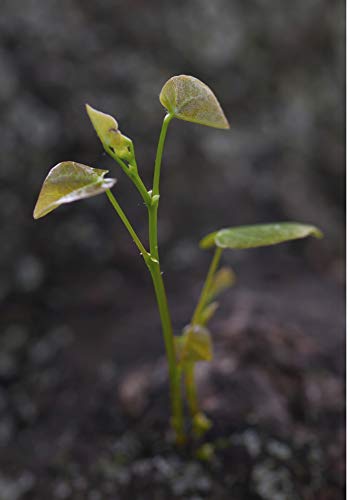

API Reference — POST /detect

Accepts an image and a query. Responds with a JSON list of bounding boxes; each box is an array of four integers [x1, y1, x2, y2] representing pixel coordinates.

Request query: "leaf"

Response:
[[33, 161, 116, 219], [200, 301, 219, 326], [200, 223, 323, 250], [176, 325, 213, 364], [159, 75, 230, 129], [199, 231, 218, 250], [86, 104, 132, 160], [192, 412, 212, 437], [207, 267, 235, 303]]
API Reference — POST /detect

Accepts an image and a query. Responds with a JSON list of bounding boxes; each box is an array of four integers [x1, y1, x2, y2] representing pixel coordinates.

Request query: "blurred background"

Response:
[[0, 0, 345, 499]]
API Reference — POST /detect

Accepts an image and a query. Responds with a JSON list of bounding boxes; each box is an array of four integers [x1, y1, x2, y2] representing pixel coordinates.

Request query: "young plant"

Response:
[[33, 75, 323, 444]]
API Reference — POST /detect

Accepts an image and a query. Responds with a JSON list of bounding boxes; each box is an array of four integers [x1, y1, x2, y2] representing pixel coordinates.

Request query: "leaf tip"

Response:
[[311, 227, 324, 239]]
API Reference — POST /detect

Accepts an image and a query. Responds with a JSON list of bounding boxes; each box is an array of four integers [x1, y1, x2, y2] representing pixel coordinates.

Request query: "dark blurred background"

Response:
[[0, 1, 345, 498]]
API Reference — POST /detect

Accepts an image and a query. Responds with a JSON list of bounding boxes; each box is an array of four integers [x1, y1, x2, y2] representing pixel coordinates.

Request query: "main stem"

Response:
[[148, 114, 185, 443]]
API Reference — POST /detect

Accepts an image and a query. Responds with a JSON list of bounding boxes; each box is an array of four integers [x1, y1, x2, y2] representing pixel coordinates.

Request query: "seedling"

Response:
[[34, 75, 322, 444]]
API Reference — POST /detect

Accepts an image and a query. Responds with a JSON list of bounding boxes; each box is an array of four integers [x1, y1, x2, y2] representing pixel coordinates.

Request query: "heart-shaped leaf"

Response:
[[176, 325, 213, 364], [160, 75, 230, 129], [33, 161, 116, 219], [200, 223, 323, 250]]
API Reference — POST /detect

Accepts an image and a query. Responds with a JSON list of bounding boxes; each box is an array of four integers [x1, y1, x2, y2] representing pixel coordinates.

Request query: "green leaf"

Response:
[[199, 231, 218, 250], [200, 223, 323, 250], [207, 267, 235, 303], [86, 104, 132, 160], [159, 75, 230, 129], [192, 412, 212, 437], [33, 161, 116, 219], [176, 325, 213, 364], [200, 301, 219, 326]]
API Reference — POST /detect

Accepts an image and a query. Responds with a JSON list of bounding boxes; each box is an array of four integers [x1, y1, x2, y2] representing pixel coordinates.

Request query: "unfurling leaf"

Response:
[[86, 104, 132, 161], [200, 223, 323, 250], [159, 75, 230, 129], [33, 161, 116, 219], [200, 301, 219, 326], [207, 267, 236, 303], [176, 325, 213, 364]]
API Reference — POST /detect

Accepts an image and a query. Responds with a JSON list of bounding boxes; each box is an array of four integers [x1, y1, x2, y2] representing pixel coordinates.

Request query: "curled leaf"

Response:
[[86, 104, 132, 161], [176, 325, 213, 364], [159, 75, 230, 129], [33, 161, 116, 219], [200, 223, 323, 250]]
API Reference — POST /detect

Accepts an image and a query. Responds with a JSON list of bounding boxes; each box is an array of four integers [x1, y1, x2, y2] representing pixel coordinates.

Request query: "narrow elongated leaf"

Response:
[[160, 75, 230, 129], [33, 161, 116, 219], [207, 267, 235, 303], [200, 223, 323, 250], [200, 301, 219, 326], [176, 325, 213, 364]]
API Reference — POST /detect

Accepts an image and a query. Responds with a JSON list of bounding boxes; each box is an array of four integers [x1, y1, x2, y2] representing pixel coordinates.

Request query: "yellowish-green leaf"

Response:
[[200, 301, 219, 326], [33, 161, 116, 219], [207, 267, 236, 303], [86, 104, 132, 160], [200, 223, 323, 250], [159, 75, 230, 129], [199, 231, 218, 250], [176, 325, 213, 364], [193, 412, 212, 437]]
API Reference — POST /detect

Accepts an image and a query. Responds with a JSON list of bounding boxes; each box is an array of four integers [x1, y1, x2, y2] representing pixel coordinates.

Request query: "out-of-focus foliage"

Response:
[[200, 223, 323, 250]]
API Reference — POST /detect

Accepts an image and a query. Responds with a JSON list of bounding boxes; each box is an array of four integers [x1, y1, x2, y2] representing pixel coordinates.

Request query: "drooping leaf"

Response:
[[176, 325, 213, 364], [200, 223, 323, 250], [207, 267, 236, 303], [86, 104, 132, 160], [33, 161, 116, 219], [159, 75, 230, 129]]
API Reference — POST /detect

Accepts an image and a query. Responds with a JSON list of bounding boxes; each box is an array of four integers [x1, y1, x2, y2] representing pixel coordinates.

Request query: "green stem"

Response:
[[148, 113, 185, 443], [149, 261, 185, 443], [153, 113, 173, 197], [105, 189, 149, 263], [191, 247, 223, 325], [148, 113, 173, 260], [106, 147, 151, 207], [184, 362, 199, 417]]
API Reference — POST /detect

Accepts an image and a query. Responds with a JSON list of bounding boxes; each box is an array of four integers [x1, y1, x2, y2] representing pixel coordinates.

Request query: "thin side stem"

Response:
[[105, 189, 149, 262], [107, 147, 151, 207], [191, 247, 223, 325]]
